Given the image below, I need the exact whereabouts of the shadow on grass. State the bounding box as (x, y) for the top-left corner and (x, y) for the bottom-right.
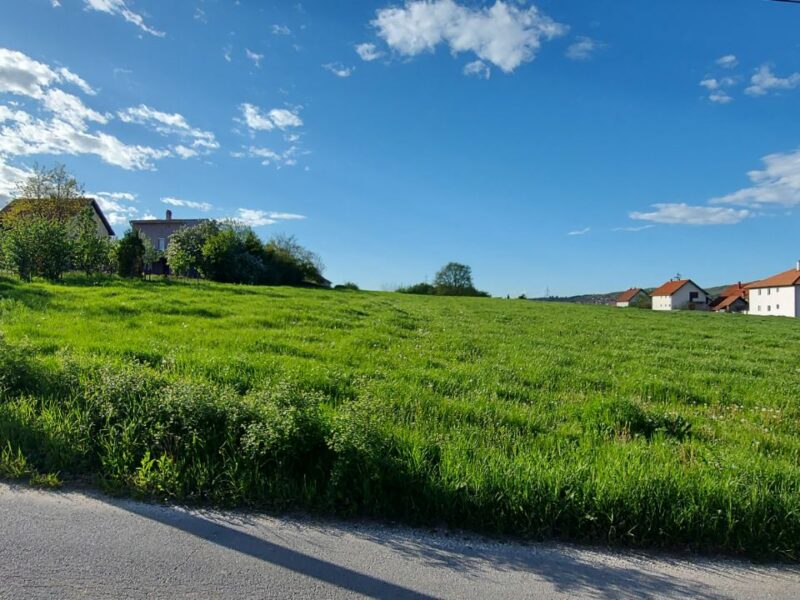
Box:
(0, 278), (53, 310)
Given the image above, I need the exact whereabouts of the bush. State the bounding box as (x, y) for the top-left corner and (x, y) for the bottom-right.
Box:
(2, 216), (72, 281)
(116, 230), (145, 278)
(334, 282), (359, 291)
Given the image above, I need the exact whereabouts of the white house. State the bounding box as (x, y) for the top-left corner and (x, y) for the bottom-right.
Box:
(747, 263), (800, 318)
(616, 288), (650, 308)
(651, 279), (710, 311)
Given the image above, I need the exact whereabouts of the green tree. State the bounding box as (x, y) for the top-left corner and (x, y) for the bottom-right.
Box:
(2, 216), (71, 281)
(15, 162), (84, 202)
(71, 207), (112, 276)
(116, 230), (145, 278)
(264, 234), (326, 286)
(165, 220), (219, 277)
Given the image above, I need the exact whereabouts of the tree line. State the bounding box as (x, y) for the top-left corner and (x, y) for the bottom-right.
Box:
(0, 164), (326, 287)
(397, 262), (489, 297)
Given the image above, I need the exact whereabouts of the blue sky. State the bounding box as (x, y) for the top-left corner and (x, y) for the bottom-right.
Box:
(1, 0), (799, 296)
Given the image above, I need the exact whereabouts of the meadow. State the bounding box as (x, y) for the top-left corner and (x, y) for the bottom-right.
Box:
(0, 277), (799, 560)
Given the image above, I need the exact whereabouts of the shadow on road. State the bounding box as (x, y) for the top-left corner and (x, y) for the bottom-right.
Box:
(118, 500), (436, 599)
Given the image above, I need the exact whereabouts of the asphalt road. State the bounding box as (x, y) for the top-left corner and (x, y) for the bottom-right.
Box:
(1, 483), (798, 599)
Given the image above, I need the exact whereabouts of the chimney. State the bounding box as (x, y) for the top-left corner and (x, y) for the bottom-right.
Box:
(796, 260), (800, 272)
(166, 209), (173, 221)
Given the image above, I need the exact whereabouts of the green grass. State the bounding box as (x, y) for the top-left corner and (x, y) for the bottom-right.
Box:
(0, 276), (799, 559)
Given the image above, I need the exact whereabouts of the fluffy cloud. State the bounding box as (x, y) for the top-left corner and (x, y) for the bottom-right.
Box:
(566, 36), (601, 61)
(710, 148), (800, 207)
(0, 48), (95, 99)
(629, 203), (749, 225)
(83, 0), (164, 37)
(235, 208), (306, 226)
(355, 42), (384, 62)
(239, 104), (303, 132)
(699, 76), (736, 104)
(0, 48), (179, 171)
(0, 156), (31, 205)
(716, 54), (738, 69)
(271, 24), (291, 35)
(117, 104), (219, 155)
(372, 0), (566, 73)
(463, 60), (490, 79)
(161, 197), (213, 212)
(745, 64), (800, 97)
(323, 63), (355, 78)
(89, 191), (139, 225)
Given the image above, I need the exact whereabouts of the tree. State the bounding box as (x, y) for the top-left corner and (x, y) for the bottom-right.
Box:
(433, 262), (475, 295)
(116, 230), (145, 278)
(165, 220), (220, 277)
(72, 207), (112, 276)
(16, 163), (84, 201)
(1, 216), (71, 281)
(265, 234), (326, 285)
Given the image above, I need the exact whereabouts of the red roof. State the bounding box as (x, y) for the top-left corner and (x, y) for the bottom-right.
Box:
(712, 294), (747, 312)
(617, 288), (647, 303)
(748, 268), (800, 289)
(652, 279), (694, 297)
(719, 281), (753, 298)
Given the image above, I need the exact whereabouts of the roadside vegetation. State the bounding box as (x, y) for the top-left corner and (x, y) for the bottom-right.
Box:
(0, 277), (798, 560)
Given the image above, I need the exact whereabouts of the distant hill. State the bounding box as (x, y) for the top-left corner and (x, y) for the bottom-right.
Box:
(532, 284), (729, 305)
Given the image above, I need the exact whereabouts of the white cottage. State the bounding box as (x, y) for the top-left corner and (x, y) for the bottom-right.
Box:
(747, 263), (800, 318)
(616, 288), (650, 308)
(651, 279), (710, 311)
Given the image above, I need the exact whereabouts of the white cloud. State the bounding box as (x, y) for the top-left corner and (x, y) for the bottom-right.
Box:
(0, 156), (31, 205)
(629, 203), (749, 225)
(0, 48), (95, 99)
(745, 64), (800, 97)
(235, 208), (306, 226)
(83, 0), (165, 37)
(239, 104), (303, 132)
(0, 48), (171, 170)
(239, 145), (304, 168)
(272, 24), (291, 35)
(613, 224), (654, 232)
(245, 49), (264, 68)
(117, 104), (218, 155)
(355, 42), (384, 62)
(716, 54), (738, 69)
(710, 148), (800, 207)
(567, 227), (590, 236)
(89, 191), (139, 225)
(699, 76), (737, 104)
(323, 63), (355, 78)
(223, 46), (232, 63)
(566, 36), (600, 61)
(161, 197), (213, 212)
(371, 0), (566, 73)
(463, 60), (490, 79)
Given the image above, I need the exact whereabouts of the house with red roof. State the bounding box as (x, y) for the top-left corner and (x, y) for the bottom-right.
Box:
(747, 262), (800, 318)
(711, 282), (751, 313)
(616, 288), (650, 308)
(651, 278), (710, 311)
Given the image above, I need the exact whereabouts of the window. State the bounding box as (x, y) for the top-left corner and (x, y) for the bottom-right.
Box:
(158, 237), (166, 251)
(767, 288), (771, 296)
(776, 304), (780, 310)
(758, 289), (762, 296)
(689, 291), (698, 301)
(768, 305), (771, 312)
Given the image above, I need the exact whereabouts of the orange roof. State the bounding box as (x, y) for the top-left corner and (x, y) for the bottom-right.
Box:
(712, 294), (748, 312)
(617, 288), (647, 303)
(651, 279), (699, 297)
(748, 268), (800, 289)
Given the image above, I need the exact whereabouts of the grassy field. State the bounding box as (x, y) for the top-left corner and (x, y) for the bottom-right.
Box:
(0, 277), (799, 559)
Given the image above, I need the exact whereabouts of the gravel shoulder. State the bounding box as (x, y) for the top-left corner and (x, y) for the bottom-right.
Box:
(1, 482), (798, 599)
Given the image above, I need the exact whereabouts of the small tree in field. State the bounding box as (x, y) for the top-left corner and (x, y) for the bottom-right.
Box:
(71, 208), (112, 276)
(166, 220), (219, 277)
(432, 262), (488, 296)
(2, 216), (71, 281)
(116, 230), (145, 278)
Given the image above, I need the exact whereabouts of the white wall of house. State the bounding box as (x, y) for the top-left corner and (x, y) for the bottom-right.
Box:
(652, 295), (673, 311)
(749, 286), (798, 318)
(617, 301), (631, 308)
(653, 282), (709, 311)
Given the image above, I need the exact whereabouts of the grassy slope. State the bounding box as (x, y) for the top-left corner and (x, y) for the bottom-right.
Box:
(0, 277), (799, 559)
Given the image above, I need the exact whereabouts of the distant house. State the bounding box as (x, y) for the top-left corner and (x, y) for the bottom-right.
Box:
(651, 279), (710, 311)
(747, 262), (800, 318)
(616, 288), (650, 308)
(0, 197), (115, 238)
(130, 210), (204, 275)
(711, 282), (751, 313)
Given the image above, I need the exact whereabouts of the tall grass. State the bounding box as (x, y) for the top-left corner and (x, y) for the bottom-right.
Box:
(0, 276), (799, 559)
